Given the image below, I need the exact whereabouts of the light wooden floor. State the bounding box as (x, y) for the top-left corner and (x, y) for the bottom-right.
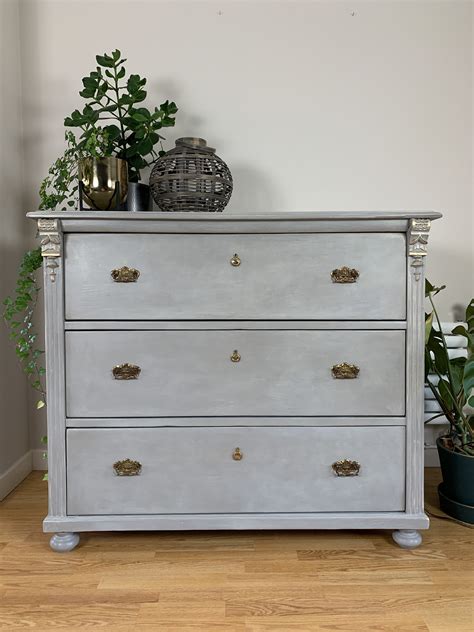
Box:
(0, 469), (472, 631)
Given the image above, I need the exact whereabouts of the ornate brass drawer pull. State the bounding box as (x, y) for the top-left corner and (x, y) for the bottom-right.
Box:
(232, 447), (243, 461)
(331, 362), (360, 379)
(112, 363), (141, 380)
(113, 458), (142, 476)
(230, 350), (241, 363)
(111, 266), (140, 283)
(332, 459), (360, 477)
(230, 253), (241, 267)
(331, 266), (359, 283)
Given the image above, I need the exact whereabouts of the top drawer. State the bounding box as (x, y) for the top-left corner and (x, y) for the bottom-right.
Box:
(64, 233), (406, 320)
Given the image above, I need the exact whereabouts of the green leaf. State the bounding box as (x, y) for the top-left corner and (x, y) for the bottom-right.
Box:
(127, 74), (142, 93)
(132, 107), (151, 118)
(134, 90), (147, 103)
(132, 112), (148, 123)
(452, 324), (474, 355)
(424, 348), (432, 381)
(438, 378), (455, 411)
(161, 115), (175, 127)
(463, 357), (474, 407)
(36, 400), (45, 409)
(466, 298), (474, 332)
(137, 137), (153, 155)
(104, 124), (121, 140)
(425, 279), (446, 297)
(82, 75), (99, 90)
(125, 144), (139, 158)
(42, 472), (48, 482)
(119, 94), (134, 106)
(427, 327), (449, 375)
(96, 53), (114, 68)
(450, 356), (466, 398)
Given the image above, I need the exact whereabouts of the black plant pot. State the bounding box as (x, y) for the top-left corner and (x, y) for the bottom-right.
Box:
(127, 182), (153, 211)
(437, 437), (474, 524)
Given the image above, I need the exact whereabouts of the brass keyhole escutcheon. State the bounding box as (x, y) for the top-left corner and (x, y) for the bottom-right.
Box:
(332, 459), (360, 477)
(331, 267), (359, 283)
(111, 266), (140, 283)
(331, 363), (359, 379)
(230, 350), (241, 363)
(112, 363), (141, 380)
(230, 253), (241, 267)
(232, 447), (243, 461)
(113, 459), (142, 476)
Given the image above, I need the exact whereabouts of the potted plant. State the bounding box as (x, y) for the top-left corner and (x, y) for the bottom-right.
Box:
(64, 49), (177, 211)
(425, 281), (474, 523)
(39, 128), (113, 211)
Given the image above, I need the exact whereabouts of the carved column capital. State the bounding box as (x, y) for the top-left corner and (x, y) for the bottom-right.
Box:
(37, 218), (61, 282)
(408, 218), (431, 281)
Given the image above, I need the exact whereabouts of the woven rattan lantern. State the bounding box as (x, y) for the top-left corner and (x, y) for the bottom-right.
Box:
(149, 137), (233, 212)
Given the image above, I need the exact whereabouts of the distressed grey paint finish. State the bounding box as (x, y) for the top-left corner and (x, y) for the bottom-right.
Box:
(66, 416), (407, 428)
(44, 512), (429, 533)
(38, 220), (67, 518)
(405, 219), (431, 515)
(64, 233), (407, 320)
(65, 330), (406, 417)
(64, 320), (408, 331)
(67, 426), (406, 515)
(28, 210), (440, 549)
(27, 210), (443, 236)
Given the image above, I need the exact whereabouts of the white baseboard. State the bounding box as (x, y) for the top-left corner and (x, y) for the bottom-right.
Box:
(32, 449), (48, 471)
(0, 451), (33, 501)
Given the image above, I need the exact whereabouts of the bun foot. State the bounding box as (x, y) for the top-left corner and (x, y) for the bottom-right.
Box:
(49, 532), (80, 552)
(392, 529), (422, 549)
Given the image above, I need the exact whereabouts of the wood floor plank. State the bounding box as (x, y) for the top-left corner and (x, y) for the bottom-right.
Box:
(0, 468), (472, 631)
(244, 615), (431, 631)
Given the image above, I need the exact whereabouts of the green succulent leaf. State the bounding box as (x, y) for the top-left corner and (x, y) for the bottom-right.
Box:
(132, 112), (148, 123)
(96, 53), (115, 68)
(137, 137), (153, 155)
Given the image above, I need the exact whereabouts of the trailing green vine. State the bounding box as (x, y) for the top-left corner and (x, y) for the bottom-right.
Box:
(3, 248), (46, 410)
(39, 129), (111, 211)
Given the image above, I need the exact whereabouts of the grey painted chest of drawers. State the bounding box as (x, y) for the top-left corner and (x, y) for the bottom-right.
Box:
(28, 210), (441, 552)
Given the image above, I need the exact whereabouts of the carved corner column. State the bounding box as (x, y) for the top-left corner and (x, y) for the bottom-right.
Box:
(406, 218), (431, 518)
(408, 219), (430, 282)
(38, 218), (61, 282)
(37, 218), (67, 518)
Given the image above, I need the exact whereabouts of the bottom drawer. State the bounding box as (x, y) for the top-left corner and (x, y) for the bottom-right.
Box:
(66, 426), (406, 515)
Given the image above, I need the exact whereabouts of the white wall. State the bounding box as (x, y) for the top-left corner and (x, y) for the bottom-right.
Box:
(13, 0), (474, 450)
(0, 0), (32, 494)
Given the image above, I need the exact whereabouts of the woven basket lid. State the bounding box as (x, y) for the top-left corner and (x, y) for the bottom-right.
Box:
(174, 137), (216, 153)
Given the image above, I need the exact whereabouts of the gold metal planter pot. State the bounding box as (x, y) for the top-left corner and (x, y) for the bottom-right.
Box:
(78, 157), (128, 210)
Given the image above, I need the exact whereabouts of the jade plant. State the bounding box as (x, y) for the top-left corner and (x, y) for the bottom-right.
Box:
(64, 49), (178, 182)
(425, 280), (474, 455)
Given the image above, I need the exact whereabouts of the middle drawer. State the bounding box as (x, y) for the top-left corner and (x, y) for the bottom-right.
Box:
(66, 330), (405, 417)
